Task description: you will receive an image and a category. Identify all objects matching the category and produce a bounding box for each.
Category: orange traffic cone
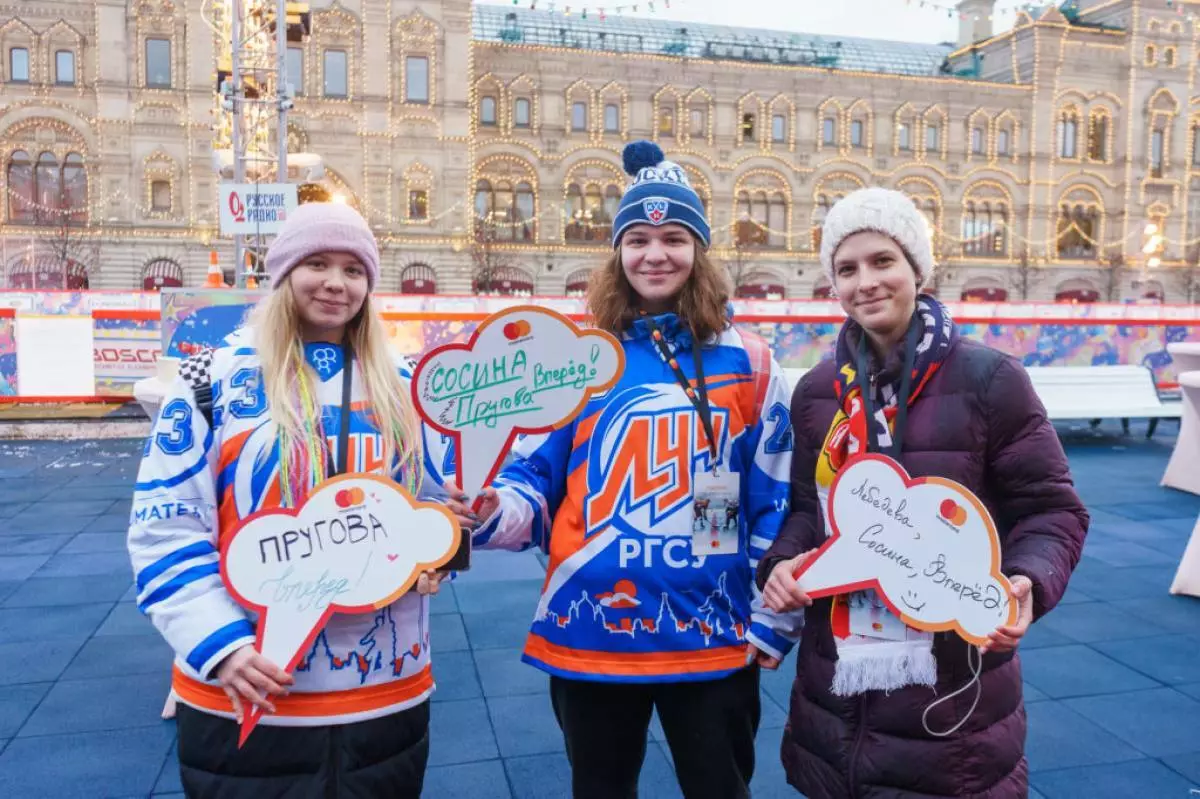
[204,250,223,288]
[244,252,258,289]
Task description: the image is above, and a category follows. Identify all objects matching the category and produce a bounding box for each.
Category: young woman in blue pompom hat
[444,141,800,798]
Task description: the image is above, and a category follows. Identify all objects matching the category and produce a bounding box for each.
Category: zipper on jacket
[326,724,340,799]
[846,692,871,798]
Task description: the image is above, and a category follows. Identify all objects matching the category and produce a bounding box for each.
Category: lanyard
[641,316,720,469]
[327,339,354,477]
[853,315,920,459]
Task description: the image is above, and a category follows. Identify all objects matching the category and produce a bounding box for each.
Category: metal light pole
[276,0,289,185]
[230,0,245,288]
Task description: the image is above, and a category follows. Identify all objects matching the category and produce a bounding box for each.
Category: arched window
[564,183,584,241]
[35,153,62,216]
[8,256,89,290]
[960,280,1008,302]
[7,150,88,226]
[584,185,609,240]
[734,271,786,300]
[1056,203,1100,259]
[493,180,515,241]
[514,182,535,242]
[1054,279,1100,303]
[479,95,497,126]
[1058,108,1080,158]
[6,150,33,223]
[62,153,86,225]
[1088,110,1110,162]
[474,178,493,221]
[961,190,1009,257]
[142,258,183,290]
[564,268,592,297]
[514,97,531,128]
[812,194,832,252]
[563,163,623,243]
[767,193,787,248]
[812,275,833,299]
[734,173,790,249]
[478,265,533,296]
[400,263,437,295]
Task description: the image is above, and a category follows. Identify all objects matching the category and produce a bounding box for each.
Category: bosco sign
[221,473,460,745]
[93,316,161,394]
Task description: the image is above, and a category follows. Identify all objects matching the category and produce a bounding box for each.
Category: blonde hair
[588,244,731,342]
[247,280,423,501]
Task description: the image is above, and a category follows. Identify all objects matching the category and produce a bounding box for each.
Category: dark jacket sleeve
[756,374,826,590]
[985,356,1089,620]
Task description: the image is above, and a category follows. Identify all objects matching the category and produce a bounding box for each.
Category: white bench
[1025,365,1182,437]
[783,367,809,391]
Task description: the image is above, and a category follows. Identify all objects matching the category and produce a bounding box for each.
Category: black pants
[175,701,429,799]
[550,666,761,799]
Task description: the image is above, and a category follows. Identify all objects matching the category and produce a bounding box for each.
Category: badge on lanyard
[847,589,910,641]
[691,467,741,555]
[641,315,743,558]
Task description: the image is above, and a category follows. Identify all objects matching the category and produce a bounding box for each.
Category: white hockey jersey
[128,328,449,727]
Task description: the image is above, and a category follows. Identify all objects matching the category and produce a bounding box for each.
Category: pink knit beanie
[265,201,380,289]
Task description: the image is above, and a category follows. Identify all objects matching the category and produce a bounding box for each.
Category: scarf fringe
[831,640,937,697]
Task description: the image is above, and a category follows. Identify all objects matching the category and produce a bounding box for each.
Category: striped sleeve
[127,373,255,679]
[470,428,571,553]
[739,353,805,660]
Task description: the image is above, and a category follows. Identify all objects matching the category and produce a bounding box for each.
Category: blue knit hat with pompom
[611,141,710,249]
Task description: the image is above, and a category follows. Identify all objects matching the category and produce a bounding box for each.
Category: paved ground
[0,425,1198,798]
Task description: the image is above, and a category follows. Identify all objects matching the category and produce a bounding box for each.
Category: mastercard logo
[503,320,532,341]
[335,487,366,508]
[939,499,968,526]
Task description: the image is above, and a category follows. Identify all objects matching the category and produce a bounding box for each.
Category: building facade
[2,0,1200,302]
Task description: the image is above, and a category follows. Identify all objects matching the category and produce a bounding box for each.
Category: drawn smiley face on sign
[794,454,1018,646]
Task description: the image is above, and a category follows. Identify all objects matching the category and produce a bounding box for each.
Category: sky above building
[477,0,1026,45]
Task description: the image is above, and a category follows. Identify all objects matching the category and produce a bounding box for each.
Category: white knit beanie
[820,187,935,291]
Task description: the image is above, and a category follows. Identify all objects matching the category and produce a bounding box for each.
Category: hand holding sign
[794,455,1017,646]
[412,306,625,507]
[221,473,460,745]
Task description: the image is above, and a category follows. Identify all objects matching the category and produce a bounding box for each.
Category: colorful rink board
[0,290,1196,399]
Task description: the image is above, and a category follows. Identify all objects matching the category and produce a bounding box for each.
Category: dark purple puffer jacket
[757,336,1089,799]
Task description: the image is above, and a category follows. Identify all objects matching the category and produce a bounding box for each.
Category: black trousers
[549,666,761,799]
[175,700,429,799]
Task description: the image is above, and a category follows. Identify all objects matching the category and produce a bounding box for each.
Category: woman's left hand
[415,569,442,596]
[747,644,781,670]
[981,575,1034,654]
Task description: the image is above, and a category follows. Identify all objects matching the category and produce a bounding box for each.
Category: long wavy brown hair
[588,237,731,342]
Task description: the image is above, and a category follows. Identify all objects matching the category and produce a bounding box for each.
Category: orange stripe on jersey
[172,664,434,718]
[218,429,254,475]
[524,633,750,676]
[573,407,601,444]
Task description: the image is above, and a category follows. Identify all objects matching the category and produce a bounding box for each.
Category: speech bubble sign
[794,454,1018,646]
[220,473,460,746]
[411,305,625,504]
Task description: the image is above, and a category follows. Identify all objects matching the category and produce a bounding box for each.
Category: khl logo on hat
[642,198,669,225]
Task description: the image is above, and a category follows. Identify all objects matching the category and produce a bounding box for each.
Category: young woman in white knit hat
[445,141,800,799]
[128,201,447,797]
[758,187,1088,797]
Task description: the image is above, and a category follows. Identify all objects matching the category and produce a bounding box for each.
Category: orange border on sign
[410,305,626,508]
[792,453,1019,646]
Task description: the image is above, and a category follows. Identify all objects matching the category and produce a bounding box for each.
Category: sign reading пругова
[221,473,460,747]
[412,306,624,504]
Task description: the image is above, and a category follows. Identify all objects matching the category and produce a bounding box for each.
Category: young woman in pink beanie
[129,201,448,797]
